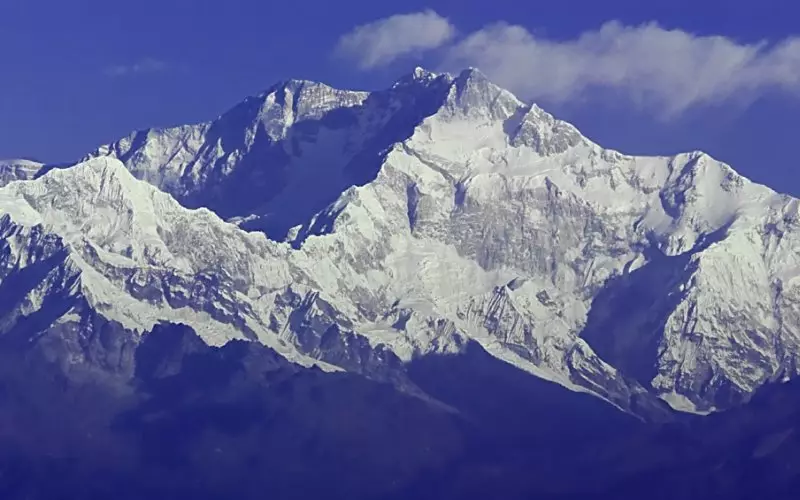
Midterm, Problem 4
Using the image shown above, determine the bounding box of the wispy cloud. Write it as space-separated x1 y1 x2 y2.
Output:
104 58 168 77
334 10 455 69
336 13 800 117
443 21 800 116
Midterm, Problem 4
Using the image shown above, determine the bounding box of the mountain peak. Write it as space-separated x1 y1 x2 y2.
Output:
392 66 451 89
0 158 45 187
456 66 488 81
0 158 43 167
70 68 800 414
451 67 498 94
412 66 433 79
436 67 523 121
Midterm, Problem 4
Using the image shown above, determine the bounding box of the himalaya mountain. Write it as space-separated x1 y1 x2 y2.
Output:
64 67 800 412
3 67 800 499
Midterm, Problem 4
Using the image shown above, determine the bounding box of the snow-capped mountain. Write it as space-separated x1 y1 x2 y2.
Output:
3 67 799 416
0 158 43 186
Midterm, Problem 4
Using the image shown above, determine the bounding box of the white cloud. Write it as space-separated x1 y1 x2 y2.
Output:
336 14 800 116
442 21 800 116
104 58 168 77
335 10 455 69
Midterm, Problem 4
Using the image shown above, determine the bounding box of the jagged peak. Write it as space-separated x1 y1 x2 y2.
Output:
456 66 488 81
665 150 751 184
450 66 500 94
223 78 369 139
435 67 524 122
508 103 588 154
392 66 450 88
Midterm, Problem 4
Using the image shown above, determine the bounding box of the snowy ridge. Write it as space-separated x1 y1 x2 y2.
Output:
0 158 322 366
4 68 800 414
0 158 44 187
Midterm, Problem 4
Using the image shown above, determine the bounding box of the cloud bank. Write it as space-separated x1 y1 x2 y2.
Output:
444 21 800 115
334 10 455 69
336 13 800 115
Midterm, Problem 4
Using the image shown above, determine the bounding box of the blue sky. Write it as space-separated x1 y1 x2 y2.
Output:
2 0 800 193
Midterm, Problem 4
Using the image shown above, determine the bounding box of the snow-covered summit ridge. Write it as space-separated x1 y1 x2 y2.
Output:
85 67 587 236
12 67 800 415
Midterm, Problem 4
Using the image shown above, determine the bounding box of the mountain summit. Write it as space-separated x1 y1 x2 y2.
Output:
0 68 796 418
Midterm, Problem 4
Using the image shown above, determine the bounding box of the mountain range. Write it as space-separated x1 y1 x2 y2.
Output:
2 67 800 499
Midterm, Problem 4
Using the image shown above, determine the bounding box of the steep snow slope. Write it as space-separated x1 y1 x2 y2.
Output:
57 68 800 413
